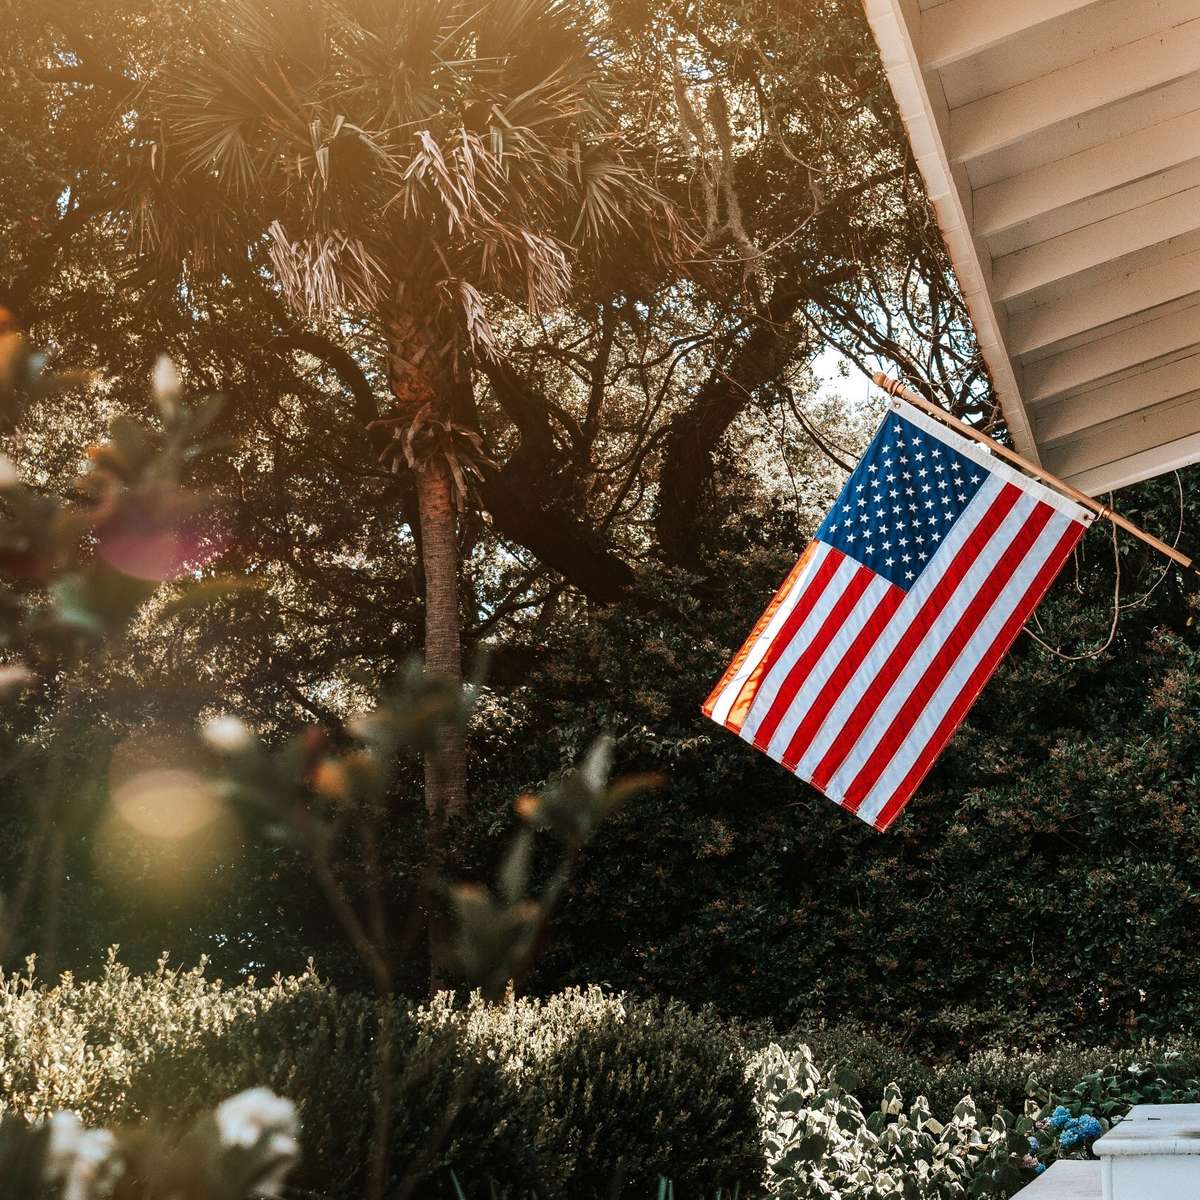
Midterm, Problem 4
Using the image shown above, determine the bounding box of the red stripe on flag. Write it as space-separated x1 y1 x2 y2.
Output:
778 582 906 770
840 500 1055 814
702 544 817 719
724 546 842 735
809 482 1023 793
751 564 875 752
870 521 1083 831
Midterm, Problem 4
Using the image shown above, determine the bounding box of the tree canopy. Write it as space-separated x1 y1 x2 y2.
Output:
2 0 1199 1048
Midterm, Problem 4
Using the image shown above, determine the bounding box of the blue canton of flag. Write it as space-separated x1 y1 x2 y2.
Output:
817 413 987 590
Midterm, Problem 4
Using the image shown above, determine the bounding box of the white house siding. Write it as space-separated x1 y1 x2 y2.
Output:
862 0 1200 495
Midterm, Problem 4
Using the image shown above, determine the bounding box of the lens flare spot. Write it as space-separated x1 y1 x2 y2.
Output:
96 500 232 582
112 767 220 840
99 739 239 906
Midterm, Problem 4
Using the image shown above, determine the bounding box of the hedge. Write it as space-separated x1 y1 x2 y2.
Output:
463 472 1200 1051
0 956 764 1198
773 1015 1200 1117
7 955 1200 1198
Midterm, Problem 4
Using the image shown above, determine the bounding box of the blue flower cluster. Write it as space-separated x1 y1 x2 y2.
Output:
1059 1127 1083 1150
1048 1108 1104 1151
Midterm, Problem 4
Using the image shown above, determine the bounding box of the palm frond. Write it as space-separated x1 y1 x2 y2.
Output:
224 0 328 77
159 64 267 197
267 221 387 318
517 229 571 312
449 279 500 359
140 0 690 328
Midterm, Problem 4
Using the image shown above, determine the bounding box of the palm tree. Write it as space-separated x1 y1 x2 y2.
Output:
133 0 681 876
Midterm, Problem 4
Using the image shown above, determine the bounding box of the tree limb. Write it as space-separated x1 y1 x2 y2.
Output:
275 324 382 425
655 278 811 567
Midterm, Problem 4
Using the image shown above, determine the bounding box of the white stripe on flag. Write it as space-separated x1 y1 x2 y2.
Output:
823 487 1041 803
788 473 1008 780
853 510 1074 825
739 553 860 744
762 573 894 761
707 541 833 727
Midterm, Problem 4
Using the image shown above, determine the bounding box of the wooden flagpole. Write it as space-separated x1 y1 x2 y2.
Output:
873 372 1198 576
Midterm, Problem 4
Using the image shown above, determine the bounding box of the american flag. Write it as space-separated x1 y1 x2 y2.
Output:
703 397 1093 831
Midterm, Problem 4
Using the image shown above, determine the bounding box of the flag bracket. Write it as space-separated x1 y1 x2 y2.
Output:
873 373 1199 578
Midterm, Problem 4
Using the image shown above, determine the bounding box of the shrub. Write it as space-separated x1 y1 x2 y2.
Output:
1004 1056 1200 1180
1037 1052 1200 1117
750 1042 1021 1199
0 959 766 1198
773 1020 1200 1118
28 954 1200 1200
749 1038 1200 1193
130 982 545 1198
0 952 260 1124
528 995 763 1197
430 986 764 1196
776 1018 937 1108
929 1039 1200 1117
126 977 374 1194
1019 1054 1200 1176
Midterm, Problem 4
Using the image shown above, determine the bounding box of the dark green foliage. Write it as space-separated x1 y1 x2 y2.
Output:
774 1019 938 1108
1 959 765 1198
783 1022 1200 1117
533 997 764 1198
933 1042 1200 1118
454 470 1200 1052
133 984 543 1199
1033 1055 1200 1120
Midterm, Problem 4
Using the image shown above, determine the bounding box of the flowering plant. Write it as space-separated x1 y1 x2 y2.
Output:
1016 1103 1107 1177
0 1088 299 1199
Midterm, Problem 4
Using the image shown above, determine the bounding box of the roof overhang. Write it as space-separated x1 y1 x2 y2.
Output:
861 0 1200 495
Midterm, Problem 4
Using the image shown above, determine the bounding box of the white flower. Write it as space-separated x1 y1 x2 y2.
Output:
44 1112 118 1200
215 1088 300 1195
202 713 253 753
45 1111 85 1166
215 1087 297 1149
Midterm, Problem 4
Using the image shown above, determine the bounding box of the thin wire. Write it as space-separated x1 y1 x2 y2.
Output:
1120 470 1185 612
1025 471 1186 661
1025 512 1121 662
774 394 803 520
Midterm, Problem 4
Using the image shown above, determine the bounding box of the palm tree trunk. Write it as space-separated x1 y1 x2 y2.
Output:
384 308 466 994
412 455 466 820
